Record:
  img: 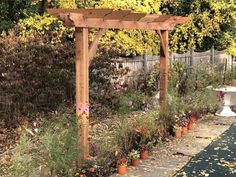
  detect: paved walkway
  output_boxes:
[111,116,236,177]
[174,124,236,177]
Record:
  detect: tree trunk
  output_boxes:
[39,0,48,15]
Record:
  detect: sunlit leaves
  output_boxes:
[162,0,236,53]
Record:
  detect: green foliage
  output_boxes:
[229,39,236,56]
[57,0,77,8]
[0,0,40,31]
[89,51,130,110]
[18,14,74,44]
[96,0,161,56]
[90,122,118,175]
[162,0,236,52]
[98,28,159,57]
[117,90,152,114]
[97,0,161,13]
[114,118,134,155]
[144,62,160,94]
[185,89,218,115]
[129,150,140,159]
[169,60,234,96]
[169,61,191,95]
[77,0,99,8]
[6,107,78,177]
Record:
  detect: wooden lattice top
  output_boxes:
[47,8,189,30]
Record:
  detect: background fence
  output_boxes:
[116,47,235,74]
[115,47,236,87]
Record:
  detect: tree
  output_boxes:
[0,0,41,31]
[161,0,236,53]
[94,0,162,56]
[57,0,77,8]
[38,0,48,15]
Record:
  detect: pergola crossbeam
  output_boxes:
[68,13,175,30]
[103,10,131,20]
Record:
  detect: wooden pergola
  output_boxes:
[47,8,189,163]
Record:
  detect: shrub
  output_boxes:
[116,90,153,115]
[5,107,78,177]
[18,15,74,44]
[90,122,118,176]
[0,37,75,124]
[89,50,130,111]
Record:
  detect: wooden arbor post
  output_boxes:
[75,27,106,163]
[75,27,90,161]
[159,30,169,111]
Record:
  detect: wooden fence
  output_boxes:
[116,48,235,74]
[114,48,235,87]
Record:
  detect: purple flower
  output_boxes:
[144,103,151,111]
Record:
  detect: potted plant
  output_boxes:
[129,150,140,166]
[181,119,189,135]
[188,120,195,130]
[188,111,197,123]
[117,157,128,175]
[187,111,196,130]
[139,144,149,159]
[173,125,182,138]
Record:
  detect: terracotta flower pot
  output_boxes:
[131,158,140,166]
[140,150,148,159]
[188,121,195,130]
[182,127,188,135]
[117,165,127,175]
[190,116,197,123]
[175,130,182,138]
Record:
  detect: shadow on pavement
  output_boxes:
[174,123,236,177]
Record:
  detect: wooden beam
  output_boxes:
[47,8,189,30]
[168,16,190,24]
[154,15,171,22]
[69,13,174,30]
[89,28,107,62]
[157,30,168,57]
[139,14,160,22]
[75,27,90,164]
[159,30,169,111]
[103,10,131,20]
[47,8,113,18]
[121,12,146,21]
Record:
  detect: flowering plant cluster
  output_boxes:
[174,111,186,126]
[181,119,189,127]
[129,150,140,159]
[141,99,151,111]
[173,125,182,132]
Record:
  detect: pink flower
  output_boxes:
[114,83,123,92]
[128,100,133,106]
[79,103,89,115]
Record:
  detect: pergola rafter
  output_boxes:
[47,8,189,164]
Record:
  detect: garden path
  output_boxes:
[174,123,236,177]
[110,116,236,177]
